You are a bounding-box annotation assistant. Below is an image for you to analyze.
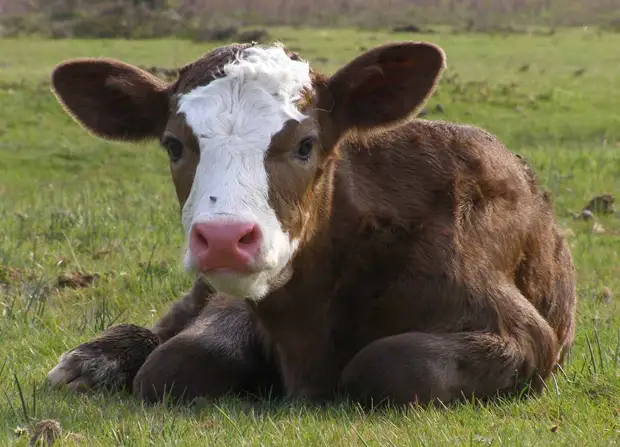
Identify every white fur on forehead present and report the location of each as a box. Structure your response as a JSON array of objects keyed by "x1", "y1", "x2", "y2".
[
  {"x1": 224, "y1": 45, "x2": 312, "y2": 103},
  {"x1": 177, "y1": 44, "x2": 312, "y2": 142}
]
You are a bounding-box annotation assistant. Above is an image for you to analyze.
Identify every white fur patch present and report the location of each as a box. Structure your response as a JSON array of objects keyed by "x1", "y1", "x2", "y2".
[{"x1": 177, "y1": 45, "x2": 311, "y2": 300}]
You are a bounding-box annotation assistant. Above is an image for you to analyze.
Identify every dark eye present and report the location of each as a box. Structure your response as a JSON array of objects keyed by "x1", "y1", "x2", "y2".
[
  {"x1": 162, "y1": 137, "x2": 184, "y2": 162},
  {"x1": 294, "y1": 137, "x2": 315, "y2": 161}
]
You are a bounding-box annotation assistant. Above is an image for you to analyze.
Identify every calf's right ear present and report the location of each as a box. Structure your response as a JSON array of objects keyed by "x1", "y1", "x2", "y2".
[
  {"x1": 51, "y1": 58, "x2": 171, "y2": 142},
  {"x1": 316, "y1": 42, "x2": 446, "y2": 146}
]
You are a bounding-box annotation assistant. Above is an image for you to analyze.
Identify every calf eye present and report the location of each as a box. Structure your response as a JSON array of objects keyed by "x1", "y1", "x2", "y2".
[
  {"x1": 162, "y1": 136, "x2": 184, "y2": 162},
  {"x1": 294, "y1": 137, "x2": 316, "y2": 161}
]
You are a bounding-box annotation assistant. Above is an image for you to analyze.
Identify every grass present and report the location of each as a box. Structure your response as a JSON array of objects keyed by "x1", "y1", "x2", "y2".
[{"x1": 1, "y1": 26, "x2": 619, "y2": 445}]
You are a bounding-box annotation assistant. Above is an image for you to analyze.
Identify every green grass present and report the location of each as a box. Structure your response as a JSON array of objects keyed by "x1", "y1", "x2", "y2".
[{"x1": 1, "y1": 27, "x2": 619, "y2": 446}]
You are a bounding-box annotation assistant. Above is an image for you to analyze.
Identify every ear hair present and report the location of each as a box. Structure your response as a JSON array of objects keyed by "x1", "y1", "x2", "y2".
[
  {"x1": 51, "y1": 57, "x2": 171, "y2": 142},
  {"x1": 315, "y1": 42, "x2": 446, "y2": 147}
]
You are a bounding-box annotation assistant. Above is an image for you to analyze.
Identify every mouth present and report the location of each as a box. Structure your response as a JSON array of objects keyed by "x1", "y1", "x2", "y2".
[
  {"x1": 194, "y1": 257, "x2": 269, "y2": 275},
  {"x1": 197, "y1": 268, "x2": 270, "y2": 300},
  {"x1": 199, "y1": 266, "x2": 261, "y2": 278}
]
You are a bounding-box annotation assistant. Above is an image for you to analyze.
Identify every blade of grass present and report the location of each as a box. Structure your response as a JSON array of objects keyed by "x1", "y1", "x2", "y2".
[
  {"x1": 13, "y1": 372, "x2": 29, "y2": 421},
  {"x1": 594, "y1": 327, "x2": 604, "y2": 373},
  {"x1": 585, "y1": 333, "x2": 597, "y2": 375}
]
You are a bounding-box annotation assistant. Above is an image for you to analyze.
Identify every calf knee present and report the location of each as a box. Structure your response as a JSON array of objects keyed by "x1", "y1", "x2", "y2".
[{"x1": 132, "y1": 332, "x2": 248, "y2": 404}]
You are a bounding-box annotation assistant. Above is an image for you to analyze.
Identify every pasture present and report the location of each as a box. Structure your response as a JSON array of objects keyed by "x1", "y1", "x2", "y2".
[{"x1": 1, "y1": 26, "x2": 619, "y2": 445}]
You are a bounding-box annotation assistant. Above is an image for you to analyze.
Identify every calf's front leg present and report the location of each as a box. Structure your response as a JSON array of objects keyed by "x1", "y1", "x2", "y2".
[
  {"x1": 132, "y1": 296, "x2": 281, "y2": 404},
  {"x1": 47, "y1": 279, "x2": 212, "y2": 392}
]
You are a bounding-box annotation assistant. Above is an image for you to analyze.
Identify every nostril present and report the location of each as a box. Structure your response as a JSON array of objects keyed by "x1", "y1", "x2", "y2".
[
  {"x1": 238, "y1": 226, "x2": 259, "y2": 246},
  {"x1": 239, "y1": 233, "x2": 252, "y2": 245},
  {"x1": 238, "y1": 225, "x2": 261, "y2": 245},
  {"x1": 192, "y1": 226, "x2": 209, "y2": 250}
]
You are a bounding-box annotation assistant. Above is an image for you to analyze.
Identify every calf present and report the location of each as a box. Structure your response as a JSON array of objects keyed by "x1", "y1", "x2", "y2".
[{"x1": 47, "y1": 41, "x2": 576, "y2": 406}]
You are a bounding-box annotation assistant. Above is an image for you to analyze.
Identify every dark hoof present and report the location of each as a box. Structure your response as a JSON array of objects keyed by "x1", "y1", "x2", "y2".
[{"x1": 47, "y1": 324, "x2": 159, "y2": 392}]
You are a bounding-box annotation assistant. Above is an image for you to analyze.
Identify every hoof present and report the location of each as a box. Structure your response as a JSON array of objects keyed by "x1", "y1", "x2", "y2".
[{"x1": 47, "y1": 324, "x2": 159, "y2": 392}]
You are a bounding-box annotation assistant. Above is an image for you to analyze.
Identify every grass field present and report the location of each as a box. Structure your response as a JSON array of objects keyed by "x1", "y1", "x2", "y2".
[{"x1": 1, "y1": 27, "x2": 619, "y2": 446}]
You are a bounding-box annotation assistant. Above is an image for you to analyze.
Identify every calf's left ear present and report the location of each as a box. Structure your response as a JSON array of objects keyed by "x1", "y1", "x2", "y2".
[
  {"x1": 51, "y1": 58, "x2": 171, "y2": 142},
  {"x1": 316, "y1": 42, "x2": 446, "y2": 143}
]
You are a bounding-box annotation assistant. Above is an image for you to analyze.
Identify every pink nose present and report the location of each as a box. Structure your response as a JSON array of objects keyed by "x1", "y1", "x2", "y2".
[{"x1": 189, "y1": 220, "x2": 262, "y2": 273}]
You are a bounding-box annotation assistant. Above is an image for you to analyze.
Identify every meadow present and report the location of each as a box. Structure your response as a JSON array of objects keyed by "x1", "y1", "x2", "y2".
[{"x1": 0, "y1": 26, "x2": 619, "y2": 445}]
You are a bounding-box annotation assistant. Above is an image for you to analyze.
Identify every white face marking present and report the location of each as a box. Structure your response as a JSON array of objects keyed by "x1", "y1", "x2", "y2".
[{"x1": 177, "y1": 45, "x2": 311, "y2": 301}]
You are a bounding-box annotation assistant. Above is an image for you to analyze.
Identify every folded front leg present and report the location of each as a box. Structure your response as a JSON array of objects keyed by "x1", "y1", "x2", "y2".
[
  {"x1": 47, "y1": 324, "x2": 159, "y2": 392},
  {"x1": 47, "y1": 279, "x2": 212, "y2": 393},
  {"x1": 133, "y1": 297, "x2": 281, "y2": 404}
]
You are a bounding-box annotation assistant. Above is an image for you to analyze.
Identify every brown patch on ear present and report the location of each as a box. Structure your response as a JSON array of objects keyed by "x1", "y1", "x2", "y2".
[
  {"x1": 315, "y1": 42, "x2": 446, "y2": 145},
  {"x1": 51, "y1": 58, "x2": 171, "y2": 141}
]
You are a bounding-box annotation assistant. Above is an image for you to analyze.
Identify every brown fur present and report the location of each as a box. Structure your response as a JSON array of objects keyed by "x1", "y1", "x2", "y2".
[{"x1": 47, "y1": 41, "x2": 576, "y2": 407}]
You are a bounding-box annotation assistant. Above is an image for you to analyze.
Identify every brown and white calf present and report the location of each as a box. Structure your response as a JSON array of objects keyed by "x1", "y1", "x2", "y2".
[{"x1": 47, "y1": 41, "x2": 576, "y2": 406}]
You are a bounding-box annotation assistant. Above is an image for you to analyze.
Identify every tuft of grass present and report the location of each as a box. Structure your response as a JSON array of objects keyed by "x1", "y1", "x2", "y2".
[{"x1": 1, "y1": 27, "x2": 619, "y2": 445}]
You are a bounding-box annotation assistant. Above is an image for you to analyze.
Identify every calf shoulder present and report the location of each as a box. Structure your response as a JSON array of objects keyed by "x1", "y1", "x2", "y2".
[{"x1": 337, "y1": 119, "x2": 540, "y2": 279}]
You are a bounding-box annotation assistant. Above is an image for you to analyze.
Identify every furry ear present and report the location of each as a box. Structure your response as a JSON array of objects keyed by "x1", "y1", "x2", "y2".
[
  {"x1": 316, "y1": 42, "x2": 446, "y2": 144},
  {"x1": 51, "y1": 58, "x2": 171, "y2": 141}
]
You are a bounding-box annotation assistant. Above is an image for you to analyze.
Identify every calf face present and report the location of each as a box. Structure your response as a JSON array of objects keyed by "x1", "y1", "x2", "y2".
[{"x1": 51, "y1": 42, "x2": 446, "y2": 300}]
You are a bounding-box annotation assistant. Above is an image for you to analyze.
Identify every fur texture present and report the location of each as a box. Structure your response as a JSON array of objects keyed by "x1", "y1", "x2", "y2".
[{"x1": 47, "y1": 41, "x2": 576, "y2": 407}]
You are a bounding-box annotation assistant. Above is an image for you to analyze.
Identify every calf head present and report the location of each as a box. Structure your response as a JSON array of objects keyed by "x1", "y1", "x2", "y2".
[{"x1": 51, "y1": 41, "x2": 445, "y2": 300}]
